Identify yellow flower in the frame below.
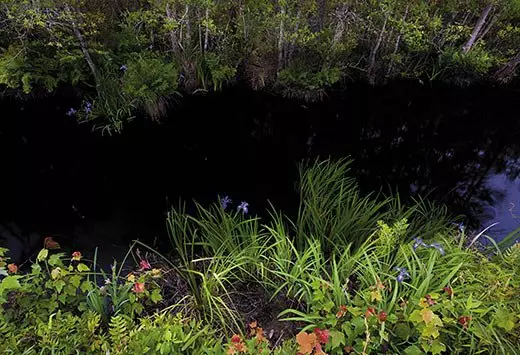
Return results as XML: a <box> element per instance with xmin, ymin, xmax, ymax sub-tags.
<box><xmin>151</xmin><ymin>268</ymin><xmax>161</xmax><ymax>278</ymax></box>
<box><xmin>51</xmin><ymin>267</ymin><xmax>62</xmax><ymax>280</ymax></box>
<box><xmin>127</xmin><ymin>273</ymin><xmax>136</xmax><ymax>283</ymax></box>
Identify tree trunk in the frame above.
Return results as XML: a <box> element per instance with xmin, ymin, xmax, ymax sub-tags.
<box><xmin>368</xmin><ymin>16</ymin><xmax>387</xmax><ymax>85</ymax></box>
<box><xmin>166</xmin><ymin>4</ymin><xmax>178</xmax><ymax>55</ymax></box>
<box><xmin>462</xmin><ymin>4</ymin><xmax>493</xmax><ymax>53</ymax></box>
<box><xmin>204</xmin><ymin>7</ymin><xmax>209</xmax><ymax>51</ymax></box>
<box><xmin>386</xmin><ymin>6</ymin><xmax>409</xmax><ymax>78</ymax></box>
<box><xmin>277</xmin><ymin>6</ymin><xmax>286</xmax><ymax>72</ymax></box>
<box><xmin>494</xmin><ymin>52</ymin><xmax>520</xmax><ymax>83</ymax></box>
<box><xmin>65</xmin><ymin>6</ymin><xmax>101</xmax><ymax>87</ymax></box>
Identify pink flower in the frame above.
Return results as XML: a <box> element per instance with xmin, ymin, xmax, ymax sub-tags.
<box><xmin>139</xmin><ymin>259</ymin><xmax>151</xmax><ymax>271</ymax></box>
<box><xmin>7</xmin><ymin>263</ymin><xmax>18</xmax><ymax>274</ymax></box>
<box><xmin>132</xmin><ymin>282</ymin><xmax>145</xmax><ymax>293</ymax></box>
<box><xmin>72</xmin><ymin>251</ymin><xmax>82</xmax><ymax>261</ymax></box>
<box><xmin>314</xmin><ymin>328</ymin><xmax>329</xmax><ymax>345</ymax></box>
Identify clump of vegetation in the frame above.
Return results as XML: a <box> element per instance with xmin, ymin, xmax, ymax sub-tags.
<box><xmin>1</xmin><ymin>160</ymin><xmax>519</xmax><ymax>353</ymax></box>
<box><xmin>0</xmin><ymin>1</ymin><xmax>519</xmax><ymax>129</ymax></box>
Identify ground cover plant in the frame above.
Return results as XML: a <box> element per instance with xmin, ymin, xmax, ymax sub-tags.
<box><xmin>1</xmin><ymin>160</ymin><xmax>519</xmax><ymax>354</ymax></box>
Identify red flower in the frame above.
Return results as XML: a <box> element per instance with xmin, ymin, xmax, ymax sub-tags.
<box><xmin>425</xmin><ymin>294</ymin><xmax>436</xmax><ymax>306</ymax></box>
<box><xmin>71</xmin><ymin>251</ymin><xmax>82</xmax><ymax>261</ymax></box>
<box><xmin>231</xmin><ymin>334</ymin><xmax>241</xmax><ymax>343</ymax></box>
<box><xmin>443</xmin><ymin>287</ymin><xmax>453</xmax><ymax>296</ymax></box>
<box><xmin>132</xmin><ymin>282</ymin><xmax>145</xmax><ymax>293</ymax></box>
<box><xmin>378</xmin><ymin>311</ymin><xmax>388</xmax><ymax>322</ymax></box>
<box><xmin>139</xmin><ymin>259</ymin><xmax>151</xmax><ymax>271</ymax></box>
<box><xmin>44</xmin><ymin>236</ymin><xmax>60</xmax><ymax>250</ymax></box>
<box><xmin>365</xmin><ymin>307</ymin><xmax>376</xmax><ymax>318</ymax></box>
<box><xmin>314</xmin><ymin>328</ymin><xmax>330</xmax><ymax>344</ymax></box>
<box><xmin>458</xmin><ymin>315</ymin><xmax>471</xmax><ymax>329</ymax></box>
<box><xmin>336</xmin><ymin>305</ymin><xmax>348</xmax><ymax>318</ymax></box>
<box><xmin>7</xmin><ymin>263</ymin><xmax>18</xmax><ymax>274</ymax></box>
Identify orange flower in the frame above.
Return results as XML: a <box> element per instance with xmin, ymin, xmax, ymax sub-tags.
<box><xmin>458</xmin><ymin>315</ymin><xmax>471</xmax><ymax>329</ymax></box>
<box><xmin>249</xmin><ymin>320</ymin><xmax>258</xmax><ymax>329</ymax></box>
<box><xmin>255</xmin><ymin>327</ymin><xmax>266</xmax><ymax>343</ymax></box>
<box><xmin>71</xmin><ymin>251</ymin><xmax>82</xmax><ymax>261</ymax></box>
<box><xmin>132</xmin><ymin>282</ymin><xmax>145</xmax><ymax>293</ymax></box>
<box><xmin>44</xmin><ymin>236</ymin><xmax>60</xmax><ymax>250</ymax></box>
<box><xmin>336</xmin><ymin>305</ymin><xmax>348</xmax><ymax>318</ymax></box>
<box><xmin>314</xmin><ymin>343</ymin><xmax>327</xmax><ymax>355</ymax></box>
<box><xmin>7</xmin><ymin>263</ymin><xmax>18</xmax><ymax>274</ymax></box>
<box><xmin>231</xmin><ymin>334</ymin><xmax>241</xmax><ymax>343</ymax></box>
<box><xmin>365</xmin><ymin>307</ymin><xmax>376</xmax><ymax>318</ymax></box>
<box><xmin>296</xmin><ymin>332</ymin><xmax>317</xmax><ymax>354</ymax></box>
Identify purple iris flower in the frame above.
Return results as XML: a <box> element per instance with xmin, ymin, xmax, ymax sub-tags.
<box><xmin>120</xmin><ymin>64</ymin><xmax>128</xmax><ymax>72</ymax></box>
<box><xmin>238</xmin><ymin>201</ymin><xmax>249</xmax><ymax>214</ymax></box>
<box><xmin>220</xmin><ymin>196</ymin><xmax>232</xmax><ymax>210</ymax></box>
<box><xmin>66</xmin><ymin>108</ymin><xmax>77</xmax><ymax>116</ymax></box>
<box><xmin>413</xmin><ymin>237</ymin><xmax>427</xmax><ymax>251</ymax></box>
<box><xmin>85</xmin><ymin>101</ymin><xmax>92</xmax><ymax>114</ymax></box>
<box><xmin>429</xmin><ymin>243</ymin><xmax>445</xmax><ymax>256</ymax></box>
<box><xmin>395</xmin><ymin>267</ymin><xmax>410</xmax><ymax>283</ymax></box>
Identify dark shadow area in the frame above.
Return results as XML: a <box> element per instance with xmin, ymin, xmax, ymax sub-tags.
<box><xmin>1</xmin><ymin>81</ymin><xmax>520</xmax><ymax>263</ymax></box>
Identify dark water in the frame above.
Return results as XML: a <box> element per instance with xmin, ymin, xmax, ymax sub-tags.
<box><xmin>1</xmin><ymin>82</ymin><xmax>520</xmax><ymax>264</ymax></box>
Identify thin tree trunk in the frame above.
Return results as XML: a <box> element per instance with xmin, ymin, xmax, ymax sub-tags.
<box><xmin>166</xmin><ymin>4</ymin><xmax>178</xmax><ymax>55</ymax></box>
<box><xmin>287</xmin><ymin>2</ymin><xmax>303</xmax><ymax>62</ymax></box>
<box><xmin>66</xmin><ymin>5</ymin><xmax>100</xmax><ymax>87</ymax></box>
<box><xmin>277</xmin><ymin>6</ymin><xmax>286</xmax><ymax>72</ymax></box>
<box><xmin>185</xmin><ymin>4</ymin><xmax>191</xmax><ymax>48</ymax></box>
<box><xmin>386</xmin><ymin>6</ymin><xmax>409</xmax><ymax>78</ymax></box>
<box><xmin>204</xmin><ymin>7</ymin><xmax>209</xmax><ymax>51</ymax></box>
<box><xmin>494</xmin><ymin>52</ymin><xmax>520</xmax><ymax>83</ymax></box>
<box><xmin>368</xmin><ymin>16</ymin><xmax>387</xmax><ymax>85</ymax></box>
<box><xmin>332</xmin><ymin>5</ymin><xmax>348</xmax><ymax>48</ymax></box>
<box><xmin>462</xmin><ymin>4</ymin><xmax>493</xmax><ymax>53</ymax></box>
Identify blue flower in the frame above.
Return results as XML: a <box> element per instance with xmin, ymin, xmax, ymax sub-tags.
<box><xmin>394</xmin><ymin>267</ymin><xmax>410</xmax><ymax>283</ymax></box>
<box><xmin>238</xmin><ymin>201</ymin><xmax>249</xmax><ymax>214</ymax></box>
<box><xmin>120</xmin><ymin>64</ymin><xmax>128</xmax><ymax>72</ymax></box>
<box><xmin>430</xmin><ymin>243</ymin><xmax>445</xmax><ymax>256</ymax></box>
<box><xmin>66</xmin><ymin>108</ymin><xmax>77</xmax><ymax>116</ymax></box>
<box><xmin>220</xmin><ymin>196</ymin><xmax>232</xmax><ymax>210</ymax></box>
<box><xmin>458</xmin><ymin>222</ymin><xmax>465</xmax><ymax>233</ymax></box>
<box><xmin>85</xmin><ymin>101</ymin><xmax>92</xmax><ymax>114</ymax></box>
<box><xmin>413</xmin><ymin>237</ymin><xmax>427</xmax><ymax>251</ymax></box>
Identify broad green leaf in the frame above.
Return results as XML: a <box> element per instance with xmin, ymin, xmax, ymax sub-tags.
<box><xmin>404</xmin><ymin>345</ymin><xmax>423</xmax><ymax>355</ymax></box>
<box><xmin>495</xmin><ymin>307</ymin><xmax>516</xmax><ymax>331</ymax></box>
<box><xmin>151</xmin><ymin>288</ymin><xmax>163</xmax><ymax>303</ymax></box>
<box><xmin>48</xmin><ymin>253</ymin><xmax>62</xmax><ymax>266</ymax></box>
<box><xmin>430</xmin><ymin>340</ymin><xmax>446</xmax><ymax>355</ymax></box>
<box><xmin>54</xmin><ymin>279</ymin><xmax>66</xmax><ymax>293</ymax></box>
<box><xmin>37</xmin><ymin>248</ymin><xmax>49</xmax><ymax>261</ymax></box>
<box><xmin>0</xmin><ymin>275</ymin><xmax>21</xmax><ymax>290</ymax></box>
<box><xmin>77</xmin><ymin>263</ymin><xmax>90</xmax><ymax>272</ymax></box>
<box><xmin>328</xmin><ymin>330</ymin><xmax>345</xmax><ymax>348</ymax></box>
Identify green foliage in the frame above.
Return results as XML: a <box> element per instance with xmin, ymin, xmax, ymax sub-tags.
<box><xmin>1</xmin><ymin>161</ymin><xmax>520</xmax><ymax>353</ymax></box>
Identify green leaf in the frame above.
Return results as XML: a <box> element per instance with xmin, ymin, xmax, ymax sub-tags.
<box><xmin>329</xmin><ymin>330</ymin><xmax>345</xmax><ymax>349</ymax></box>
<box><xmin>151</xmin><ymin>288</ymin><xmax>163</xmax><ymax>303</ymax></box>
<box><xmin>37</xmin><ymin>248</ymin><xmax>49</xmax><ymax>261</ymax></box>
<box><xmin>77</xmin><ymin>263</ymin><xmax>90</xmax><ymax>272</ymax></box>
<box><xmin>495</xmin><ymin>307</ymin><xmax>516</xmax><ymax>331</ymax></box>
<box><xmin>48</xmin><ymin>253</ymin><xmax>62</xmax><ymax>266</ymax></box>
<box><xmin>430</xmin><ymin>340</ymin><xmax>446</xmax><ymax>355</ymax></box>
<box><xmin>404</xmin><ymin>345</ymin><xmax>423</xmax><ymax>355</ymax></box>
<box><xmin>394</xmin><ymin>323</ymin><xmax>411</xmax><ymax>340</ymax></box>
<box><xmin>54</xmin><ymin>279</ymin><xmax>66</xmax><ymax>293</ymax></box>
<box><xmin>0</xmin><ymin>275</ymin><xmax>22</xmax><ymax>290</ymax></box>
<box><xmin>69</xmin><ymin>275</ymin><xmax>82</xmax><ymax>288</ymax></box>
<box><xmin>409</xmin><ymin>310</ymin><xmax>423</xmax><ymax>324</ymax></box>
